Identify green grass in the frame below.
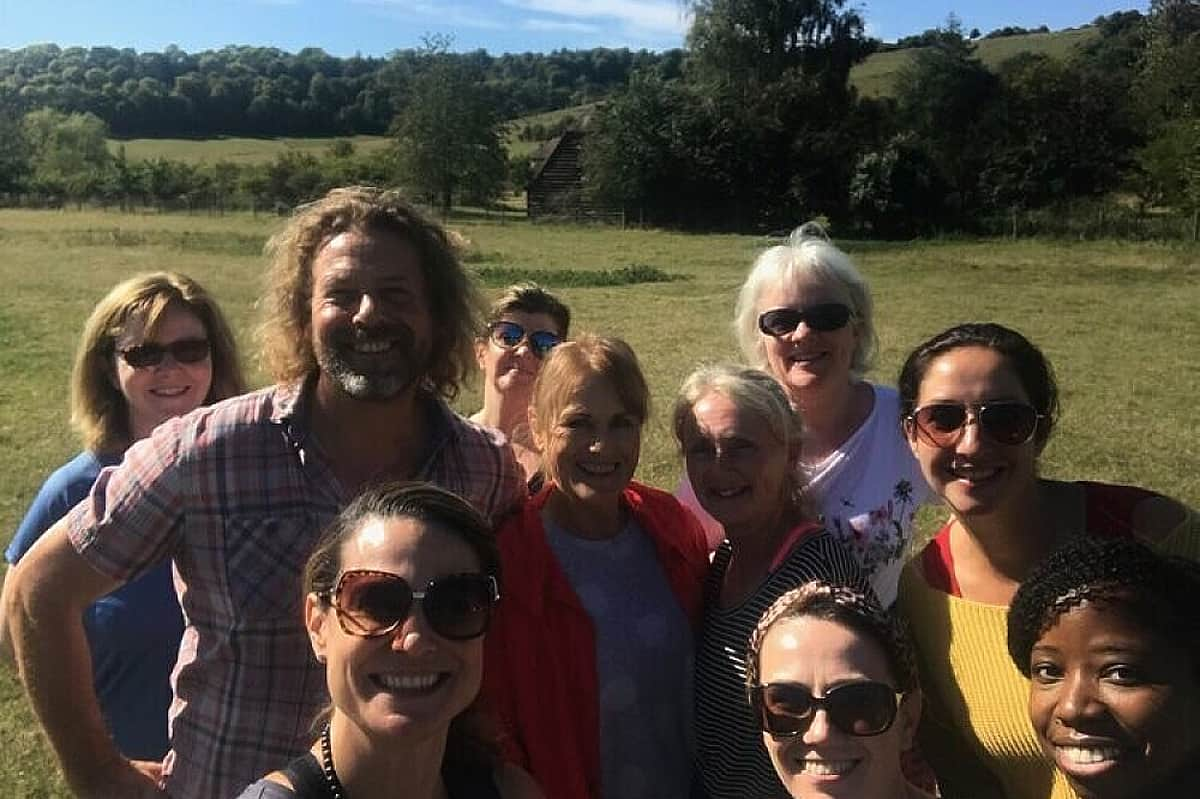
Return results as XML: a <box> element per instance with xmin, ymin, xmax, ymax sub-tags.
<box><xmin>107</xmin><ymin>134</ymin><xmax>392</xmax><ymax>164</ymax></box>
<box><xmin>1</xmin><ymin>208</ymin><xmax>1197</xmax><ymax>794</ymax></box>
<box><xmin>851</xmin><ymin>25</ymin><xmax>1101</xmax><ymax>97</ymax></box>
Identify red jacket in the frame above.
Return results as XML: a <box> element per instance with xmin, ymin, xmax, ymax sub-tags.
<box><xmin>481</xmin><ymin>482</ymin><xmax>709</xmax><ymax>799</ymax></box>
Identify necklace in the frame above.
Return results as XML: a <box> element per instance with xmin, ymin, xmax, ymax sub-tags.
<box><xmin>320</xmin><ymin>722</ymin><xmax>347</xmax><ymax>799</ymax></box>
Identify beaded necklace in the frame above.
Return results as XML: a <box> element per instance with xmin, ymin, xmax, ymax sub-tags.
<box><xmin>320</xmin><ymin>722</ymin><xmax>347</xmax><ymax>799</ymax></box>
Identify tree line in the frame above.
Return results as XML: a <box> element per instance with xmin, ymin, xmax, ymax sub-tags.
<box><xmin>584</xmin><ymin>1</ymin><xmax>1200</xmax><ymax>237</ymax></box>
<box><xmin>0</xmin><ymin>42</ymin><xmax>680</xmax><ymax>137</ymax></box>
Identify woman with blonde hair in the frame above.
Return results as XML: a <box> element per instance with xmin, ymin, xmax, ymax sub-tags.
<box><xmin>470</xmin><ymin>283</ymin><xmax>570</xmax><ymax>491</ymax></box>
<box><xmin>1</xmin><ymin>271</ymin><xmax>245</xmax><ymax>761</ymax></box>
<box><xmin>482</xmin><ymin>334</ymin><xmax>709</xmax><ymax>799</ymax></box>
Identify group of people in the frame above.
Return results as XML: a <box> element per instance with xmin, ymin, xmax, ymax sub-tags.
<box><xmin>0</xmin><ymin>185</ymin><xmax>1195</xmax><ymax>799</ymax></box>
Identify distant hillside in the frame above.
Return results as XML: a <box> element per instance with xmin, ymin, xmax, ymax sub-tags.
<box><xmin>851</xmin><ymin>25</ymin><xmax>1101</xmax><ymax>98</ymax></box>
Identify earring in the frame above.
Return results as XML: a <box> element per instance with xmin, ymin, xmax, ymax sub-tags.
<box><xmin>316</xmin><ymin>653</ymin><xmax>327</xmax><ymax>664</ymax></box>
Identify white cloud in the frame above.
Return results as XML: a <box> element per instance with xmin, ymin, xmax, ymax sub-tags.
<box><xmin>523</xmin><ymin>18</ymin><xmax>602</xmax><ymax>34</ymax></box>
<box><xmin>503</xmin><ymin>0</ymin><xmax>690</xmax><ymax>40</ymax></box>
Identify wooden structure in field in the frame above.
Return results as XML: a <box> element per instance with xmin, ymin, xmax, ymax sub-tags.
<box><xmin>526</xmin><ymin>130</ymin><xmax>621</xmax><ymax>223</ymax></box>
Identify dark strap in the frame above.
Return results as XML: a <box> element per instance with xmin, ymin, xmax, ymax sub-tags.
<box><xmin>280</xmin><ymin>751</ymin><xmax>333</xmax><ymax>798</ymax></box>
<box><xmin>443</xmin><ymin>763</ymin><xmax>502</xmax><ymax>799</ymax></box>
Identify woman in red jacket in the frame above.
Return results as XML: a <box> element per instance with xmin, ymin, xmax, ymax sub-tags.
<box><xmin>482</xmin><ymin>334</ymin><xmax>709</xmax><ymax>799</ymax></box>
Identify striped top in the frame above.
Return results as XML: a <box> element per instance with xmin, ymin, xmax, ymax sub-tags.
<box><xmin>693</xmin><ymin>529</ymin><xmax>870</xmax><ymax>799</ymax></box>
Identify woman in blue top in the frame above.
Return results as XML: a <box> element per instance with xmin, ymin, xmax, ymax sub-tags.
<box><xmin>1</xmin><ymin>271</ymin><xmax>245</xmax><ymax>761</ymax></box>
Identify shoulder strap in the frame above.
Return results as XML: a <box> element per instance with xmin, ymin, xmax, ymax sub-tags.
<box><xmin>443</xmin><ymin>763</ymin><xmax>501</xmax><ymax>799</ymax></box>
<box><xmin>769</xmin><ymin>521</ymin><xmax>824</xmax><ymax>572</ymax></box>
<box><xmin>279</xmin><ymin>751</ymin><xmax>332</xmax><ymax>798</ymax></box>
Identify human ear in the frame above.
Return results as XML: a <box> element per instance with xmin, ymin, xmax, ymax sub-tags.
<box><xmin>897</xmin><ymin>689</ymin><xmax>922</xmax><ymax>750</ymax></box>
<box><xmin>305</xmin><ymin>592</ymin><xmax>330</xmax><ymax>664</ymax></box>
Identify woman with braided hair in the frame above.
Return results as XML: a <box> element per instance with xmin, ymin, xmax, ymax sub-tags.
<box><xmin>746</xmin><ymin>579</ymin><xmax>934</xmax><ymax>799</ymax></box>
<box><xmin>1007</xmin><ymin>536</ymin><xmax>1200</xmax><ymax>799</ymax></box>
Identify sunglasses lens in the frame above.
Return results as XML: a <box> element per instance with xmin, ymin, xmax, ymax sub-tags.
<box><xmin>758</xmin><ymin>309</ymin><xmax>803</xmax><ymax>337</ymax></box>
<box><xmin>171</xmin><ymin>338</ymin><xmax>211</xmax><ymax>364</ymax></box>
<box><xmin>121</xmin><ymin>344</ymin><xmax>164</xmax><ymax>368</ymax></box>
<box><xmin>490</xmin><ymin>321</ymin><xmax>525</xmax><ymax>348</ymax></box>
<box><xmin>757</xmin><ymin>684</ymin><xmax>814</xmax><ymax>736</ymax></box>
<box><xmin>805</xmin><ymin>303</ymin><xmax>852</xmax><ymax>332</ymax></box>
<box><xmin>528</xmin><ymin>331</ymin><xmax>562</xmax><ymax>358</ymax></box>
<box><xmin>424</xmin><ymin>574</ymin><xmax>496</xmax><ymax>640</ymax></box>
<box><xmin>980</xmin><ymin>403</ymin><xmax>1038</xmax><ymax>446</ymax></box>
<box><xmin>914</xmin><ymin>404</ymin><xmax>968</xmax><ymax>446</ymax></box>
<box><xmin>336</xmin><ymin>572</ymin><xmax>413</xmax><ymax>637</ymax></box>
<box><xmin>826</xmin><ymin>682</ymin><xmax>898</xmax><ymax>736</ymax></box>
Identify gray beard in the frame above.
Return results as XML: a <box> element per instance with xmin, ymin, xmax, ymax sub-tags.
<box><xmin>318</xmin><ymin>351</ymin><xmax>420</xmax><ymax>402</ymax></box>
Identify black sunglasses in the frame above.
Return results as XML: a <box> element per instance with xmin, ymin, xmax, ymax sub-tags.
<box><xmin>908</xmin><ymin>401</ymin><xmax>1042</xmax><ymax>448</ymax></box>
<box><xmin>750</xmin><ymin>681</ymin><xmax>901</xmax><ymax>738</ymax></box>
<box><xmin>119</xmin><ymin>338</ymin><xmax>211</xmax><ymax>369</ymax></box>
<box><xmin>325</xmin><ymin>570</ymin><xmax>499</xmax><ymax>641</ymax></box>
<box><xmin>757</xmin><ymin>304</ymin><xmax>853</xmax><ymax>337</ymax></box>
<box><xmin>488</xmin><ymin>321</ymin><xmax>563</xmax><ymax>359</ymax></box>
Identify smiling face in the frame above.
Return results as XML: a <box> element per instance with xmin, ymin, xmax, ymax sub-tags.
<box><xmin>114</xmin><ymin>302</ymin><xmax>213</xmax><ymax>441</ymax></box>
<box><xmin>681</xmin><ymin>390</ymin><xmax>795</xmax><ymax>535</ymax></box>
<box><xmin>905</xmin><ymin>345</ymin><xmax>1039</xmax><ymax>519</ymax></box>
<box><xmin>310</xmin><ymin>227</ymin><xmax>433</xmax><ymax>402</ymax></box>
<box><xmin>535</xmin><ymin>372</ymin><xmax>641</xmax><ymax>509</ymax></box>
<box><xmin>758</xmin><ymin>616</ymin><xmax>917</xmax><ymax>799</ymax></box>
<box><xmin>1029</xmin><ymin>600</ymin><xmax>1200</xmax><ymax>799</ymax></box>
<box><xmin>306</xmin><ymin>515</ymin><xmax>484</xmax><ymax>743</ymax></box>
<box><xmin>475</xmin><ymin>310</ymin><xmax>563</xmax><ymax>406</ymax></box>
<box><xmin>757</xmin><ymin>276</ymin><xmax>860</xmax><ymax>401</ymax></box>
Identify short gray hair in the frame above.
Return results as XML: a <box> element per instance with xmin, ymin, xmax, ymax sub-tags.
<box><xmin>673</xmin><ymin>364</ymin><xmax>809</xmax><ymax>517</ymax></box>
<box><xmin>733</xmin><ymin>223</ymin><xmax>878</xmax><ymax>377</ymax></box>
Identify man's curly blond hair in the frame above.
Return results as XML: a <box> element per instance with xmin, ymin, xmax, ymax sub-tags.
<box><xmin>257</xmin><ymin>186</ymin><xmax>482</xmax><ymax>400</ymax></box>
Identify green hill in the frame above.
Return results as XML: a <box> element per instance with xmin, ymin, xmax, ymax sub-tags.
<box><xmin>105</xmin><ymin>25</ymin><xmax>1103</xmax><ymax>165</ymax></box>
<box><xmin>851</xmin><ymin>25</ymin><xmax>1101</xmax><ymax>98</ymax></box>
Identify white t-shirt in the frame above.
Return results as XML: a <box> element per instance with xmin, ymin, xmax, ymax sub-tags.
<box><xmin>676</xmin><ymin>383</ymin><xmax>931</xmax><ymax>606</ymax></box>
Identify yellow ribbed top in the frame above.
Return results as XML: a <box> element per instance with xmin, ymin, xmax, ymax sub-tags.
<box><xmin>899</xmin><ymin>505</ymin><xmax>1200</xmax><ymax>799</ymax></box>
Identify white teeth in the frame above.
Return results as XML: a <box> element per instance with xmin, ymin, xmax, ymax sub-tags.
<box><xmin>1060</xmin><ymin>746</ymin><xmax>1121</xmax><ymax>764</ymax></box>
<box><xmin>798</xmin><ymin>759</ymin><xmax>855</xmax><ymax>776</ymax></box>
<box><xmin>151</xmin><ymin>387</ymin><xmax>189</xmax><ymax>396</ymax></box>
<box><xmin>712</xmin><ymin>487</ymin><xmax>744</xmax><ymax>498</ymax></box>
<box><xmin>376</xmin><ymin>673</ymin><xmax>440</xmax><ymax>691</ymax></box>
<box><xmin>949</xmin><ymin>464</ymin><xmax>999</xmax><ymax>480</ymax></box>
<box><xmin>354</xmin><ymin>340</ymin><xmax>391</xmax><ymax>353</ymax></box>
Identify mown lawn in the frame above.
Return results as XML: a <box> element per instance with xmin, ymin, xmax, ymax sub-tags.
<box><xmin>0</xmin><ymin>207</ymin><xmax>1196</xmax><ymax>794</ymax></box>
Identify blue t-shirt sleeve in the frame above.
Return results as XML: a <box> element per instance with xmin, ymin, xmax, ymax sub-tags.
<box><xmin>7</xmin><ymin>453</ymin><xmax>104</xmax><ymax>564</ymax></box>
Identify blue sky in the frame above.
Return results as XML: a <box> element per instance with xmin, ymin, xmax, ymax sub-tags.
<box><xmin>0</xmin><ymin>1</ymin><xmax>1148</xmax><ymax>56</ymax></box>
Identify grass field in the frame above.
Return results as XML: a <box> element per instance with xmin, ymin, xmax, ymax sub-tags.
<box><xmin>0</xmin><ymin>208</ymin><xmax>1197</xmax><ymax>794</ymax></box>
<box><xmin>107</xmin><ymin>134</ymin><xmax>393</xmax><ymax>164</ymax></box>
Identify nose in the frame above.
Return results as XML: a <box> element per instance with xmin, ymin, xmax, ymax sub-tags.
<box><xmin>955</xmin><ymin>411</ymin><xmax>984</xmax><ymax>453</ymax></box>
<box><xmin>783</xmin><ymin>320</ymin><xmax>813</xmax><ymax>341</ymax></box>
<box><xmin>801</xmin><ymin>708</ymin><xmax>835</xmax><ymax>745</ymax></box>
<box><xmin>389</xmin><ymin>605</ymin><xmax>436</xmax><ymax>655</ymax></box>
<box><xmin>352</xmin><ymin>292</ymin><xmax>378</xmax><ymax>326</ymax></box>
<box><xmin>1056</xmin><ymin>671</ymin><xmax>1103</xmax><ymax>725</ymax></box>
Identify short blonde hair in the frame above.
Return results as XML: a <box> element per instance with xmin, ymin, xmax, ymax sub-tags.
<box><xmin>673</xmin><ymin>364</ymin><xmax>808</xmax><ymax>518</ymax></box>
<box><xmin>71</xmin><ymin>272</ymin><xmax>246</xmax><ymax>454</ymax></box>
<box><xmin>529</xmin><ymin>334</ymin><xmax>649</xmax><ymax>487</ymax></box>
<box><xmin>258</xmin><ymin>186</ymin><xmax>482</xmax><ymax>400</ymax></box>
<box><xmin>733</xmin><ymin>223</ymin><xmax>877</xmax><ymax>377</ymax></box>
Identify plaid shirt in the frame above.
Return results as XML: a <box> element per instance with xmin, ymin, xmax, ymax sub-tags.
<box><xmin>65</xmin><ymin>380</ymin><xmax>523</xmax><ymax>799</ymax></box>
